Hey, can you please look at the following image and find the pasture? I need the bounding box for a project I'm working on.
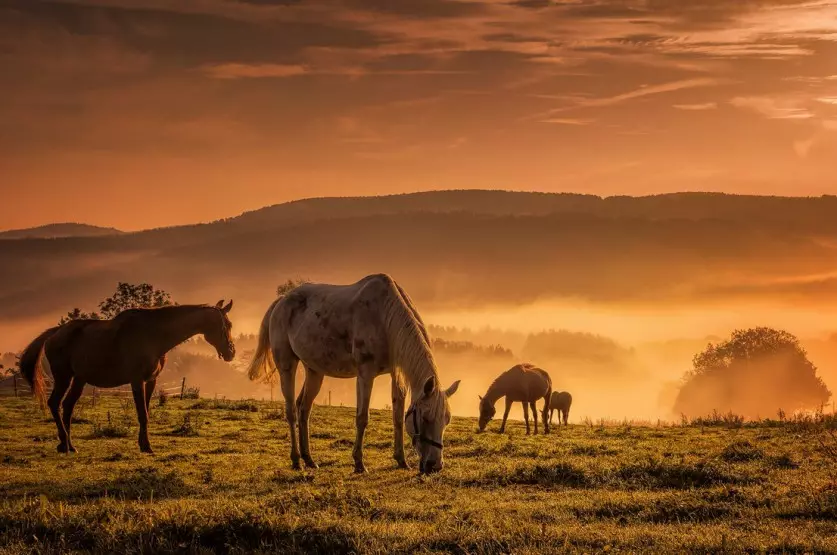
[1,396,836,554]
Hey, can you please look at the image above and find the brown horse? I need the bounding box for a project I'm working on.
[549,391,573,425]
[18,301,235,454]
[478,363,552,435]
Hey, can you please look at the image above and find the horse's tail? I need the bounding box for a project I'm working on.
[18,326,61,409]
[247,298,280,382]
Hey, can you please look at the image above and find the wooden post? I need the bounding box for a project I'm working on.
[270,380,274,402]
[328,390,331,407]
[92,387,97,408]
[13,374,18,397]
[180,377,186,400]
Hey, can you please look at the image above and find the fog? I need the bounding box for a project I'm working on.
[5,298,837,423]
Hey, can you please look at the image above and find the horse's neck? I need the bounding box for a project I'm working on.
[152,309,208,354]
[483,378,508,405]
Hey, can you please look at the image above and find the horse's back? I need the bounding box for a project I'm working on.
[504,363,551,400]
[273,275,398,378]
[551,391,572,410]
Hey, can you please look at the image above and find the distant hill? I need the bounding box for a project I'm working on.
[2,190,837,324]
[0,223,123,240]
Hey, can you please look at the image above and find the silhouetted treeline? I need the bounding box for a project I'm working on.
[5,190,837,321]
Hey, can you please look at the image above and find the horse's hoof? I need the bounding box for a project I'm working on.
[303,457,319,469]
[291,460,302,471]
[68,445,78,453]
[140,444,154,454]
[395,458,410,470]
[56,443,69,454]
[354,463,368,474]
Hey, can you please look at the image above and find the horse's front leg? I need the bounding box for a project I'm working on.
[296,366,324,469]
[499,399,512,434]
[131,381,153,453]
[391,374,409,469]
[353,370,375,474]
[523,402,531,435]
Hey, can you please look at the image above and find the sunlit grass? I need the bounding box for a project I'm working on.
[1,396,835,553]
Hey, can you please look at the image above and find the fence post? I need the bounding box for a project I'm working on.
[180,377,186,400]
[92,387,97,408]
[13,374,18,397]
[328,390,331,407]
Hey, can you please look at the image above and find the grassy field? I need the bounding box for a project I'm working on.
[1,396,836,554]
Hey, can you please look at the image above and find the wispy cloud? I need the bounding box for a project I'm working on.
[673,102,718,111]
[202,63,308,79]
[539,118,594,125]
[528,78,726,121]
[729,96,813,120]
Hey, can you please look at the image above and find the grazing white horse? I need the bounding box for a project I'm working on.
[247,274,460,474]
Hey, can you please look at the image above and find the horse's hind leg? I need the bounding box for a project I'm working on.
[61,378,86,453]
[144,379,157,413]
[296,366,323,469]
[530,401,539,435]
[131,382,153,453]
[523,402,531,435]
[49,374,71,453]
[391,374,409,469]
[276,351,301,470]
[563,409,569,425]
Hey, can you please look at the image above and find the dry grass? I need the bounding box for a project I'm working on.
[1,397,836,554]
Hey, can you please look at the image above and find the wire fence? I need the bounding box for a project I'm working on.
[0,375,190,401]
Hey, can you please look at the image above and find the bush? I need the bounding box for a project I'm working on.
[674,328,831,419]
[181,386,200,400]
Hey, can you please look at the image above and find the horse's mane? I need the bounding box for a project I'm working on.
[380,280,439,403]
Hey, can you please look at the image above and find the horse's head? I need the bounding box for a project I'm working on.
[405,377,460,474]
[205,300,236,362]
[477,395,496,432]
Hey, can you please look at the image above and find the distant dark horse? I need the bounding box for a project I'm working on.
[19,302,235,454]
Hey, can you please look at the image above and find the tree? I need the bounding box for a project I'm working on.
[98,282,173,318]
[674,327,831,418]
[58,308,100,325]
[59,282,174,325]
[277,277,310,297]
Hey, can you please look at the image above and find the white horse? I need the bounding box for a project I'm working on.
[247,274,460,474]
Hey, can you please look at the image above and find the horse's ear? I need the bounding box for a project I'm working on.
[445,380,460,398]
[215,300,225,309]
[222,300,233,314]
[478,394,483,402]
[423,377,435,397]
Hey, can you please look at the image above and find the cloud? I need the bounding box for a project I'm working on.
[202,63,308,79]
[730,96,813,120]
[539,118,594,125]
[530,78,726,120]
[673,102,718,110]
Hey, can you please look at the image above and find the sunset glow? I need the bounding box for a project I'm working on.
[2,0,837,230]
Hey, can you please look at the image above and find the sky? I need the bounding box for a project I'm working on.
[2,0,837,231]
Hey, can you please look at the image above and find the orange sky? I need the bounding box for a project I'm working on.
[2,0,837,231]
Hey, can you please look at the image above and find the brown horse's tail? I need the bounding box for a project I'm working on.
[247,298,280,382]
[18,326,60,409]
